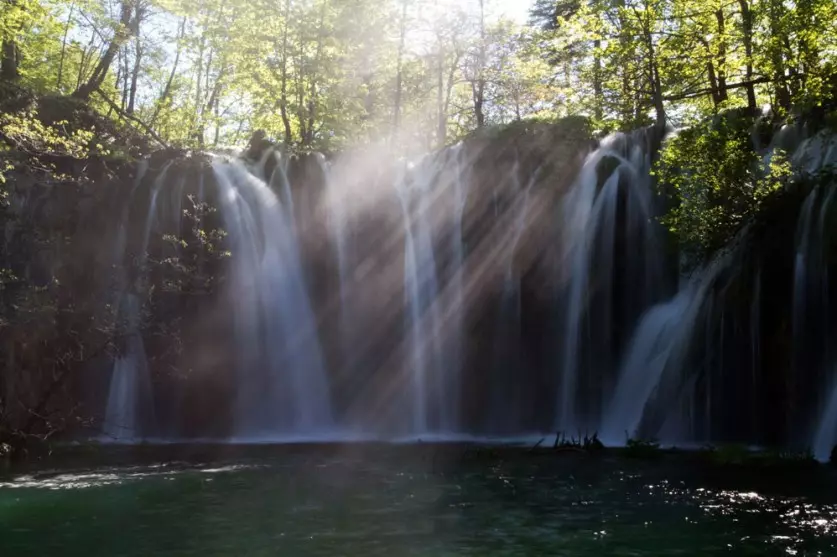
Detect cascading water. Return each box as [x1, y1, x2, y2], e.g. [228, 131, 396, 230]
[103, 294, 152, 441]
[321, 155, 350, 307]
[102, 161, 163, 440]
[484, 161, 535, 434]
[212, 158, 333, 438]
[814, 361, 837, 461]
[103, 151, 335, 440]
[792, 186, 820, 379]
[556, 129, 663, 432]
[600, 251, 729, 443]
[396, 157, 449, 434]
[447, 144, 470, 433]
[794, 132, 837, 458]
[92, 117, 837, 450]
[596, 123, 837, 447]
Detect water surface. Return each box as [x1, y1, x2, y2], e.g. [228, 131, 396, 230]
[1, 445, 835, 556]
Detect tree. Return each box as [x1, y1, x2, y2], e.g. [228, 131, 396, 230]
[469, 0, 487, 127]
[0, 0, 834, 150]
[392, 0, 408, 136]
[74, 0, 136, 99]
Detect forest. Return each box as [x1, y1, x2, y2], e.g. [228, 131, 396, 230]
[1, 0, 834, 152]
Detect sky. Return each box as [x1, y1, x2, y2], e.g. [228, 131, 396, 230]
[493, 0, 534, 23]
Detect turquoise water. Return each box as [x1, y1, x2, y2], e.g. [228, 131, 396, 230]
[1, 445, 836, 556]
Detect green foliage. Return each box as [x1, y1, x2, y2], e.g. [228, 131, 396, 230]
[0, 110, 100, 159]
[2, 0, 835, 150]
[158, 195, 229, 295]
[0, 157, 13, 187]
[532, 0, 837, 129]
[655, 113, 789, 263]
[0, 0, 63, 85]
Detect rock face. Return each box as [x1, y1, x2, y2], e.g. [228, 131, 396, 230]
[3, 115, 837, 449]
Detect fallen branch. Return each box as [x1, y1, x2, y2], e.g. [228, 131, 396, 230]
[92, 88, 169, 149]
[529, 438, 545, 452]
[663, 77, 775, 102]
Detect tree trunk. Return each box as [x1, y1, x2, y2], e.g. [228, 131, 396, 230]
[436, 46, 445, 146]
[618, 1, 633, 125]
[441, 50, 460, 143]
[738, 0, 757, 110]
[634, 72, 644, 122]
[795, 0, 819, 91]
[651, 64, 665, 125]
[213, 100, 221, 146]
[150, 16, 186, 127]
[302, 0, 327, 148]
[641, 12, 665, 126]
[698, 37, 722, 107]
[294, 22, 307, 145]
[127, 2, 143, 115]
[74, 0, 134, 100]
[393, 0, 407, 136]
[202, 68, 225, 144]
[1, 0, 21, 80]
[127, 39, 142, 114]
[1, 40, 19, 81]
[593, 40, 603, 121]
[707, 59, 721, 107]
[279, 0, 293, 144]
[56, 2, 75, 90]
[109, 54, 120, 117]
[767, 0, 791, 112]
[714, 8, 728, 103]
[472, 0, 487, 128]
[76, 30, 97, 90]
[192, 16, 208, 147]
[119, 48, 129, 110]
[783, 35, 801, 98]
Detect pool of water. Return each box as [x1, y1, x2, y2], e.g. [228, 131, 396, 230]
[1, 444, 836, 556]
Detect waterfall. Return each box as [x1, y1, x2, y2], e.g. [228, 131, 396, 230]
[749, 265, 761, 435]
[483, 161, 537, 434]
[396, 157, 449, 434]
[557, 129, 661, 432]
[790, 184, 826, 442]
[324, 156, 349, 308]
[103, 295, 152, 441]
[90, 119, 837, 448]
[559, 168, 619, 430]
[791, 133, 837, 453]
[102, 161, 164, 441]
[600, 291, 692, 443]
[814, 361, 837, 462]
[321, 152, 356, 397]
[601, 248, 729, 443]
[447, 144, 470, 433]
[212, 159, 333, 437]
